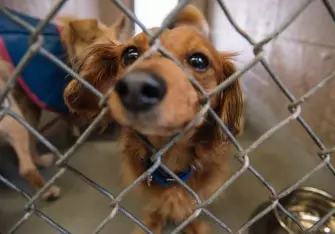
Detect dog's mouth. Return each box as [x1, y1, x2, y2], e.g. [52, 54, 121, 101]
[113, 101, 205, 137]
[121, 111, 194, 136]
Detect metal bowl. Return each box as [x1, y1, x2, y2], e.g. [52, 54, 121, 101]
[248, 187, 335, 234]
[274, 187, 335, 234]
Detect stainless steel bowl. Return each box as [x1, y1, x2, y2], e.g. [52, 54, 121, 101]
[274, 187, 335, 234]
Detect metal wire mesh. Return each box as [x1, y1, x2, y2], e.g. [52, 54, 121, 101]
[0, 0, 334, 233]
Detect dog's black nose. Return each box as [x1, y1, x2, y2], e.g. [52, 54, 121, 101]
[115, 71, 166, 112]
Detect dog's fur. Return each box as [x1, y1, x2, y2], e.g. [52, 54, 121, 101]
[64, 5, 243, 233]
[0, 14, 125, 200]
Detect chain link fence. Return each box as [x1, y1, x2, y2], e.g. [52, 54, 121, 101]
[0, 0, 335, 233]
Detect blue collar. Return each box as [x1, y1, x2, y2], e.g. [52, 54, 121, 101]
[143, 157, 192, 187]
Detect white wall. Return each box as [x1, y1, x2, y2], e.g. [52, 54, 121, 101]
[133, 0, 178, 34]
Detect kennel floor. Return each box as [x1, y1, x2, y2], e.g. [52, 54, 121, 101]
[0, 118, 334, 234]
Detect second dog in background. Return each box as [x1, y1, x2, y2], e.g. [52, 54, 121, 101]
[0, 9, 125, 200]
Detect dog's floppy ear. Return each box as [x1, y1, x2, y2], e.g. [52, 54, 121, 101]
[64, 79, 101, 119]
[61, 19, 105, 118]
[63, 16, 126, 119]
[216, 53, 243, 138]
[64, 42, 120, 120]
[169, 4, 209, 37]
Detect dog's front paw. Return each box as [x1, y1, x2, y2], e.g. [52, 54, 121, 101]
[36, 153, 55, 167]
[41, 185, 61, 201]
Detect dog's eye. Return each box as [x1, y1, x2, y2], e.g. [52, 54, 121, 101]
[187, 53, 209, 72]
[122, 46, 140, 66]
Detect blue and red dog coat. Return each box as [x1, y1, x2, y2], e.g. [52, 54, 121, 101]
[0, 8, 70, 114]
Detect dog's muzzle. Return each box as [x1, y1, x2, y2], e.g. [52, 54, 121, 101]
[114, 70, 167, 112]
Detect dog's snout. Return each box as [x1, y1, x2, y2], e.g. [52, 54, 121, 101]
[115, 71, 166, 112]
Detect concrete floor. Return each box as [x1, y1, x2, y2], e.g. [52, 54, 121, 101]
[0, 115, 335, 234]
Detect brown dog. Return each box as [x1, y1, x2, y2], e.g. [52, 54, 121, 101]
[0, 12, 125, 200]
[64, 5, 243, 234]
